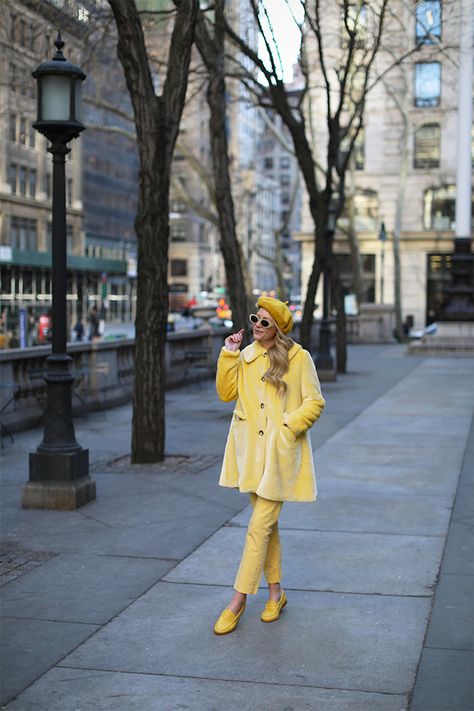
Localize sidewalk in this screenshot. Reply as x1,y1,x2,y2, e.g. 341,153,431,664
1,344,472,710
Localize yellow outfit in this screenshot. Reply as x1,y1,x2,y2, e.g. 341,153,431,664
234,493,283,594
216,338,325,600
216,340,325,502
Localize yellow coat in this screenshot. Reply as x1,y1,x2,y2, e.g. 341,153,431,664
216,340,325,502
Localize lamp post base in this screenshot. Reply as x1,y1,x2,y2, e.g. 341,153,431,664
23,449,95,510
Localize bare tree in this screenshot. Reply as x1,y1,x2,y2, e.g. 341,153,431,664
108,0,198,462
193,1,251,333
224,0,424,371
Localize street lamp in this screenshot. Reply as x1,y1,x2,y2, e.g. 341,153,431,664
317,200,337,371
23,33,95,510
379,221,387,305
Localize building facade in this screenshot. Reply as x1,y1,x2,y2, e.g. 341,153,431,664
0,0,135,346
298,0,473,328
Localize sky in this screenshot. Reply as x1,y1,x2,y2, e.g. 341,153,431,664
261,0,304,82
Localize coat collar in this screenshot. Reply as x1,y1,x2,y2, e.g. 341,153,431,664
242,340,302,363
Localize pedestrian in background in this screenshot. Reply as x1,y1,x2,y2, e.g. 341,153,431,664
73,317,84,342
88,305,99,341
214,296,325,635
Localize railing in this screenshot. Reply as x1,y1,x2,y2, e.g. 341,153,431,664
0,328,229,435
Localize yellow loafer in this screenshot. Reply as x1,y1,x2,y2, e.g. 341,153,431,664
213,603,246,635
261,590,287,622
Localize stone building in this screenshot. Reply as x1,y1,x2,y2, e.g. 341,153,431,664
298,0,473,328
0,0,136,343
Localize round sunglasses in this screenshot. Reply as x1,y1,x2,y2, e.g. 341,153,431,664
249,313,275,329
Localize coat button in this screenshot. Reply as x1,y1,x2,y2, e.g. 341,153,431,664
260,403,265,409
261,376,265,382
263,353,267,358
258,430,264,436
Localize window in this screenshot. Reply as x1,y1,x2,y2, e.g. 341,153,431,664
424,186,474,230
280,156,290,169
170,223,187,242
414,62,441,107
19,117,27,145
29,169,36,198
29,124,35,148
67,178,73,206
424,185,455,229
18,18,26,46
354,127,364,170
19,166,27,195
46,223,74,252
44,173,51,199
67,226,74,254
416,1,441,45
10,114,16,142
9,164,17,194
10,217,37,250
334,253,376,303
170,197,186,213
9,62,17,91
264,157,273,170
171,259,187,277
280,175,290,187
341,2,367,48
281,192,290,206
339,126,365,170
414,123,440,168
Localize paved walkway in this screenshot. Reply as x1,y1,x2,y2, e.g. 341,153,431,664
0,345,472,710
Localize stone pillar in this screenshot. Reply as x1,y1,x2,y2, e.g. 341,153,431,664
441,0,473,321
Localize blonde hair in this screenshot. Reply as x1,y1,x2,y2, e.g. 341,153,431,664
264,328,294,396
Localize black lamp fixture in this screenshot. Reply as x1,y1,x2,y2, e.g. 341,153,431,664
32,32,86,145
23,33,95,510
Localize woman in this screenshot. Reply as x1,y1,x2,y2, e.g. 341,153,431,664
214,296,325,635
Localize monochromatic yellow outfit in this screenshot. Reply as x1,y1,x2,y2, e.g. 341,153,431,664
216,339,325,595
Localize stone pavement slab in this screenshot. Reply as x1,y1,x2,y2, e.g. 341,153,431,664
424,573,474,651
0,617,99,707
6,667,408,711
57,582,430,696
0,553,174,624
231,490,452,536
409,648,474,711
164,526,444,596
409,416,474,711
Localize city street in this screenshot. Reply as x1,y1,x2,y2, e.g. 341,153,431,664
0,345,473,710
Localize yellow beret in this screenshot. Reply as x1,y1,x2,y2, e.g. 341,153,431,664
256,296,294,335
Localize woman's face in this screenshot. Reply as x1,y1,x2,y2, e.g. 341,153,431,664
252,308,277,347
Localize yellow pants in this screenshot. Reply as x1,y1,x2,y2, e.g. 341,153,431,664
234,493,283,595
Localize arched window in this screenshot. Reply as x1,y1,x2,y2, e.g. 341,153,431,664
414,123,440,168
424,186,474,230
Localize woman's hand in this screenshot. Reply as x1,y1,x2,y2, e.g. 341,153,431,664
225,329,244,352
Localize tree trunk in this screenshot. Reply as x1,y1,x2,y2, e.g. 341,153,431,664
109,0,198,463
195,4,249,338
300,244,322,351
346,162,367,304
332,265,347,373
132,182,169,462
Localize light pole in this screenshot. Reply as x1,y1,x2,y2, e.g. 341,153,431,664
379,221,387,305
23,33,95,510
317,202,337,371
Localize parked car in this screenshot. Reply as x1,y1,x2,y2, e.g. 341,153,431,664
167,310,204,332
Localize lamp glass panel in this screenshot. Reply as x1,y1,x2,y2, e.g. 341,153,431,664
41,75,71,121
74,79,82,122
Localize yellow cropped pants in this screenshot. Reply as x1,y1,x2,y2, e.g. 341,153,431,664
234,493,283,595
